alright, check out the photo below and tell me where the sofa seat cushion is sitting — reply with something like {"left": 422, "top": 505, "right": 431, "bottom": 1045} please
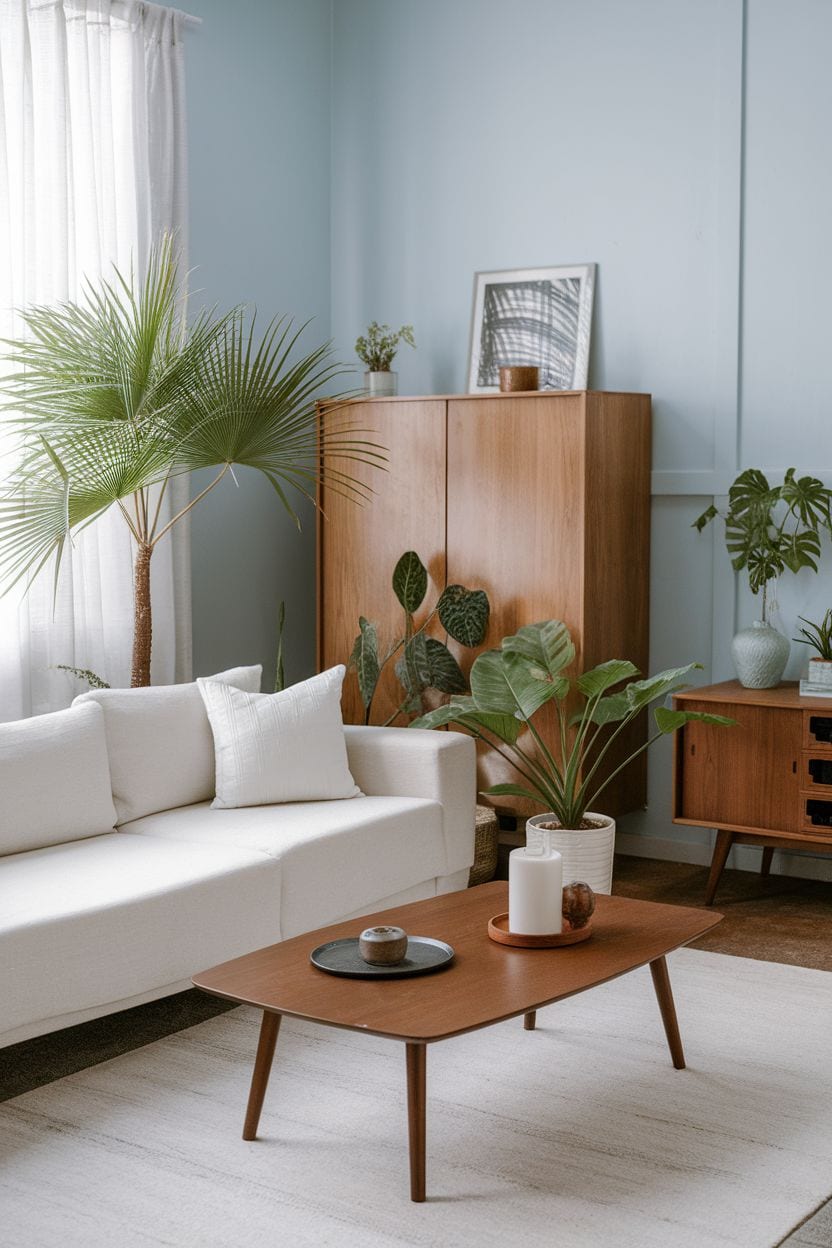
{"left": 0, "top": 833, "right": 281, "bottom": 1041}
{"left": 74, "top": 665, "right": 262, "bottom": 825}
{"left": 122, "top": 796, "right": 447, "bottom": 939}
{"left": 0, "top": 702, "right": 117, "bottom": 856}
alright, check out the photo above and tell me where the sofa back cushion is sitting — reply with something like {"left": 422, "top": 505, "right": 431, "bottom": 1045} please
{"left": 197, "top": 665, "right": 360, "bottom": 808}
{"left": 0, "top": 702, "right": 117, "bottom": 855}
{"left": 75, "top": 665, "right": 262, "bottom": 824}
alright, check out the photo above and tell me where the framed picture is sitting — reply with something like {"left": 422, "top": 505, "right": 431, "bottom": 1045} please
{"left": 467, "top": 263, "right": 596, "bottom": 393}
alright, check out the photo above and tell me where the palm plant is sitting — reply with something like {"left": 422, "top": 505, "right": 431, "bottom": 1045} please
{"left": 0, "top": 237, "right": 382, "bottom": 685}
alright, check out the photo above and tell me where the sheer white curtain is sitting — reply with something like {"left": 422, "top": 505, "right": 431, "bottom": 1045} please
{"left": 0, "top": 0, "right": 192, "bottom": 720}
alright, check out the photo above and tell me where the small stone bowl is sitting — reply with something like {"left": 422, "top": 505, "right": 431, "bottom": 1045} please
{"left": 358, "top": 925, "right": 409, "bottom": 966}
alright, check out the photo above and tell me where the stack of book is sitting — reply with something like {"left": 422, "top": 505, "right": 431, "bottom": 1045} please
{"left": 799, "top": 677, "right": 832, "bottom": 699}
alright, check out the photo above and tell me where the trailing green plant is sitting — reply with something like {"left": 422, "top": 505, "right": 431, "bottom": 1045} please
{"left": 411, "top": 619, "right": 732, "bottom": 829}
{"left": 55, "top": 665, "right": 110, "bottom": 690}
{"left": 694, "top": 469, "right": 832, "bottom": 623}
{"left": 354, "top": 322, "right": 415, "bottom": 372}
{"left": 349, "top": 550, "right": 490, "bottom": 726}
{"left": 793, "top": 609, "right": 832, "bottom": 661}
{"left": 0, "top": 235, "right": 383, "bottom": 687}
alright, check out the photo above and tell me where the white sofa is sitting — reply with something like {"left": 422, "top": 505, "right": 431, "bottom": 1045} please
{"left": 0, "top": 667, "right": 476, "bottom": 1048}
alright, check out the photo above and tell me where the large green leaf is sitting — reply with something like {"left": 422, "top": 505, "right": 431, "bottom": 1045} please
{"left": 624, "top": 664, "right": 702, "bottom": 711}
{"left": 348, "top": 616, "right": 380, "bottom": 711}
{"left": 410, "top": 696, "right": 521, "bottom": 744}
{"left": 469, "top": 649, "right": 519, "bottom": 715}
{"left": 577, "top": 659, "right": 640, "bottom": 699}
{"left": 392, "top": 551, "right": 428, "bottom": 614}
{"left": 424, "top": 638, "right": 467, "bottom": 694}
{"left": 578, "top": 691, "right": 632, "bottom": 726}
{"left": 436, "top": 584, "right": 490, "bottom": 647}
{"left": 501, "top": 619, "right": 575, "bottom": 679}
{"left": 654, "top": 706, "right": 736, "bottom": 733}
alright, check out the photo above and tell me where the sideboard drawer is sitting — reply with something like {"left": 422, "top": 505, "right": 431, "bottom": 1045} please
{"left": 803, "top": 712, "right": 832, "bottom": 751}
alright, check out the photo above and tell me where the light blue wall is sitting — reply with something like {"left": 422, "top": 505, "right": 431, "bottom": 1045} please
{"left": 186, "top": 0, "right": 332, "bottom": 687}
{"left": 185, "top": 0, "right": 832, "bottom": 877}
{"left": 329, "top": 0, "right": 832, "bottom": 878}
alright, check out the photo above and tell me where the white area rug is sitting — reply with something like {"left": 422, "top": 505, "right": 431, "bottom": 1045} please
{"left": 2, "top": 949, "right": 831, "bottom": 1248}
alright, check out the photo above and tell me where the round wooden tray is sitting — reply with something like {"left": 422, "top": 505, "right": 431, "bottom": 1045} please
{"left": 487, "top": 913, "right": 593, "bottom": 948}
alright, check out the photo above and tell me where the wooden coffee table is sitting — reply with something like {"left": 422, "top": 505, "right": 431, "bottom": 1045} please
{"left": 193, "top": 881, "right": 721, "bottom": 1202}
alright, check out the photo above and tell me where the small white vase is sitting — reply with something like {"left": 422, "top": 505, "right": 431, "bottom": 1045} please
{"left": 807, "top": 659, "right": 832, "bottom": 688}
{"left": 730, "top": 620, "right": 790, "bottom": 689}
{"left": 526, "top": 812, "right": 616, "bottom": 895}
{"left": 365, "top": 369, "right": 397, "bottom": 397}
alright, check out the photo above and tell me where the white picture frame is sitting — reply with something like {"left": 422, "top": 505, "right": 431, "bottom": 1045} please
{"left": 467, "top": 263, "right": 596, "bottom": 393}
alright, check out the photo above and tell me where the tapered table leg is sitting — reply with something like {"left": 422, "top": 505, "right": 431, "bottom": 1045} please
{"left": 761, "top": 846, "right": 774, "bottom": 877}
{"left": 242, "top": 1011, "right": 281, "bottom": 1140}
{"left": 705, "top": 830, "right": 733, "bottom": 906}
{"left": 524, "top": 1011, "right": 537, "bottom": 1031}
{"left": 649, "top": 956, "right": 685, "bottom": 1070}
{"left": 406, "top": 1043, "right": 427, "bottom": 1202}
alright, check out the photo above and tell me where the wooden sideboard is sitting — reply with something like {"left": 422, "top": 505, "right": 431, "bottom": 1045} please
{"left": 673, "top": 680, "right": 832, "bottom": 904}
{"left": 317, "top": 390, "right": 651, "bottom": 819}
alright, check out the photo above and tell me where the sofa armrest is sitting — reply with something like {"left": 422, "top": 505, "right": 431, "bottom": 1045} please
{"left": 343, "top": 726, "right": 477, "bottom": 876}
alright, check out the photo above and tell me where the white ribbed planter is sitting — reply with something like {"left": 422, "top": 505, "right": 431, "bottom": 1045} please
{"left": 526, "top": 812, "right": 616, "bottom": 895}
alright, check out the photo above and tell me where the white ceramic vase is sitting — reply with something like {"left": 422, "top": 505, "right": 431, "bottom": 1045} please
{"left": 525, "top": 812, "right": 616, "bottom": 895}
{"left": 365, "top": 369, "right": 397, "bottom": 397}
{"left": 730, "top": 620, "right": 790, "bottom": 689}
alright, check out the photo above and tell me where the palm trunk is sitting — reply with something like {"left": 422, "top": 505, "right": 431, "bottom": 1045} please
{"left": 131, "top": 542, "right": 153, "bottom": 687}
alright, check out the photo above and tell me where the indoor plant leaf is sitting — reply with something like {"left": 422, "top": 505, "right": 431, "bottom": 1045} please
{"left": 623, "top": 664, "right": 702, "bottom": 711}
{"left": 392, "top": 550, "right": 428, "bottom": 614}
{"left": 436, "top": 584, "right": 490, "bottom": 647}
{"left": 577, "top": 659, "right": 640, "bottom": 699}
{"left": 424, "top": 638, "right": 467, "bottom": 694}
{"left": 501, "top": 619, "right": 575, "bottom": 679}
{"left": 349, "top": 616, "right": 380, "bottom": 711}
{"left": 653, "top": 706, "right": 735, "bottom": 734}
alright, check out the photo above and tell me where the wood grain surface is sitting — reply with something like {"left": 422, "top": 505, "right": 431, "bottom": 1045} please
{"left": 193, "top": 883, "right": 721, "bottom": 1044}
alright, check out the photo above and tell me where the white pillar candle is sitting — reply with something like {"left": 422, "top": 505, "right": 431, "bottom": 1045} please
{"left": 508, "top": 844, "right": 563, "bottom": 935}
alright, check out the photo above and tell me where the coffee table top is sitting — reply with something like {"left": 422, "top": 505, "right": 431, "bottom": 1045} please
{"left": 193, "top": 882, "right": 722, "bottom": 1043}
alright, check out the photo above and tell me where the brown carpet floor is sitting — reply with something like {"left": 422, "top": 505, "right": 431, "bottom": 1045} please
{"left": 613, "top": 855, "right": 832, "bottom": 971}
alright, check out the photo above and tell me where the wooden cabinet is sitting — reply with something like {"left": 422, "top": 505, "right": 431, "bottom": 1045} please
{"left": 318, "top": 390, "right": 651, "bottom": 819}
{"left": 673, "top": 681, "right": 832, "bottom": 903}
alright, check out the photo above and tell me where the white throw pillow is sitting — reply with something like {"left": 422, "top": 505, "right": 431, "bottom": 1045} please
{"left": 197, "top": 665, "right": 360, "bottom": 809}
{"left": 0, "top": 702, "right": 117, "bottom": 855}
{"left": 75, "top": 665, "right": 262, "bottom": 824}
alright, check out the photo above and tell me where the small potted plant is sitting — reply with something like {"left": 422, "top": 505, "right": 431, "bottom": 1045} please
{"left": 355, "top": 321, "right": 415, "bottom": 397}
{"left": 793, "top": 610, "right": 832, "bottom": 688}
{"left": 411, "top": 619, "right": 731, "bottom": 893}
{"left": 695, "top": 468, "right": 832, "bottom": 688}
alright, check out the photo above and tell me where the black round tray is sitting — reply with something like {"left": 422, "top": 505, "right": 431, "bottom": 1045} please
{"left": 310, "top": 936, "right": 454, "bottom": 979}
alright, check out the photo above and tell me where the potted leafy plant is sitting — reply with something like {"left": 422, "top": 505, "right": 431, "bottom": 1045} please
{"left": 350, "top": 550, "right": 489, "bottom": 724}
{"left": 355, "top": 321, "right": 415, "bottom": 397}
{"left": 793, "top": 610, "right": 832, "bottom": 688}
{"left": 0, "top": 237, "right": 381, "bottom": 686}
{"left": 695, "top": 468, "right": 832, "bottom": 688}
{"left": 411, "top": 619, "right": 731, "bottom": 892}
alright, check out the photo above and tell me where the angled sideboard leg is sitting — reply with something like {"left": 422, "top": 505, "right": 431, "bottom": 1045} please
{"left": 705, "top": 830, "right": 734, "bottom": 906}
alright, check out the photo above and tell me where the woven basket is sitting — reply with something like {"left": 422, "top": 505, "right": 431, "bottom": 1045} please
{"left": 468, "top": 805, "right": 499, "bottom": 887}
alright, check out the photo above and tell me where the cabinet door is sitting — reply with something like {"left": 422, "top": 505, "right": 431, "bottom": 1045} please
{"left": 678, "top": 700, "right": 801, "bottom": 832}
{"left": 318, "top": 400, "right": 446, "bottom": 724}
{"left": 446, "top": 395, "right": 585, "bottom": 810}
